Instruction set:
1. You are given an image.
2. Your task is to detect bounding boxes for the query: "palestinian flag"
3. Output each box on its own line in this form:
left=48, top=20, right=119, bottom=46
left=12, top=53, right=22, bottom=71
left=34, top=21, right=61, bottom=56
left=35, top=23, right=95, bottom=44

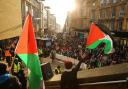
left=15, top=14, right=43, bottom=89
left=86, top=23, right=113, bottom=54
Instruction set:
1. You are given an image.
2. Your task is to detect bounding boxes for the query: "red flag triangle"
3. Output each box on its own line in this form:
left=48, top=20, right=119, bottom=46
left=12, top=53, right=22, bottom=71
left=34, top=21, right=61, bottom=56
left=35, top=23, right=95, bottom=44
left=15, top=14, right=37, bottom=54
left=86, top=23, right=105, bottom=46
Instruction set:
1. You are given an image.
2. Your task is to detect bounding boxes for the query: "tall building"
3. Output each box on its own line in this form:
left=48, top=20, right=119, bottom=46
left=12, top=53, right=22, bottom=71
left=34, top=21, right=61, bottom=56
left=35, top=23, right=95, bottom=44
left=63, top=12, right=72, bottom=34
left=69, top=0, right=83, bottom=30
left=63, top=0, right=88, bottom=39
left=56, top=23, right=61, bottom=33
left=21, top=0, right=44, bottom=38
left=64, top=0, right=128, bottom=45
left=49, top=14, right=56, bottom=34
left=90, top=0, right=128, bottom=46
left=0, top=0, right=46, bottom=40
left=43, top=6, right=51, bottom=35
left=78, top=0, right=128, bottom=33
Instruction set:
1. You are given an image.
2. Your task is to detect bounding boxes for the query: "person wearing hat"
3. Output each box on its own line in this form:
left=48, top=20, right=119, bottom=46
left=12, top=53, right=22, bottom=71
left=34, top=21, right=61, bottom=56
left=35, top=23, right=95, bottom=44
left=60, top=58, right=85, bottom=89
left=0, top=62, right=21, bottom=89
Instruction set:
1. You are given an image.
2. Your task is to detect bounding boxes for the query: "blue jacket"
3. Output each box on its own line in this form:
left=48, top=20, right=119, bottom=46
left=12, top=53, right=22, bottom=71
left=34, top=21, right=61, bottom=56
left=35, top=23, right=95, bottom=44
left=0, top=73, right=21, bottom=89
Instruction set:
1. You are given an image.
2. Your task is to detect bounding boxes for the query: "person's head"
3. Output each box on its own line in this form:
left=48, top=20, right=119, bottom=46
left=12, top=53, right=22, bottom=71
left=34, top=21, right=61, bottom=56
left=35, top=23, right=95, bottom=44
left=0, top=62, right=8, bottom=75
left=64, top=61, right=73, bottom=69
left=57, top=65, right=61, bottom=69
left=14, top=58, right=18, bottom=64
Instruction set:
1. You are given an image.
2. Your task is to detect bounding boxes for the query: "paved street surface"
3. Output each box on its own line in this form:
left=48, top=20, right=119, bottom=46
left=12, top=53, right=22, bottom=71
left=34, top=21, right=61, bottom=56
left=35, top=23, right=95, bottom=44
left=40, top=57, right=65, bottom=73
left=40, top=54, right=87, bottom=73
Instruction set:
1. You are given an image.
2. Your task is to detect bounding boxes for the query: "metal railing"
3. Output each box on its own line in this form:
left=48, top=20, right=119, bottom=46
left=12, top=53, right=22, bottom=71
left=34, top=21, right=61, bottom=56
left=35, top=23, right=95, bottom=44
left=80, top=79, right=127, bottom=86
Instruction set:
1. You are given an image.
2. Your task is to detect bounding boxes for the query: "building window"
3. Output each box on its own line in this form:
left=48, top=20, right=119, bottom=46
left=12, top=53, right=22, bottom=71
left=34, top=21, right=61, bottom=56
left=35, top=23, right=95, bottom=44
left=25, top=5, right=29, bottom=13
left=126, top=19, right=128, bottom=31
left=91, top=9, right=95, bottom=20
left=106, top=0, right=110, bottom=4
left=100, top=0, right=107, bottom=6
left=100, top=10, right=102, bottom=19
left=93, top=3, right=95, bottom=6
left=106, top=9, right=109, bottom=18
left=113, top=0, right=119, bottom=3
left=110, top=21, right=115, bottom=31
left=100, top=0, right=105, bottom=4
left=119, top=6, right=125, bottom=17
left=117, top=20, right=123, bottom=31
left=112, top=8, right=116, bottom=17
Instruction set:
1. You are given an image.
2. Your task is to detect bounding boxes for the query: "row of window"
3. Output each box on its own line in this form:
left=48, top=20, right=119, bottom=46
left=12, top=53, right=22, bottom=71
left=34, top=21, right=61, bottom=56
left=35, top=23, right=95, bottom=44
left=100, top=19, right=128, bottom=31
left=99, top=5, right=126, bottom=19
left=100, top=0, right=125, bottom=5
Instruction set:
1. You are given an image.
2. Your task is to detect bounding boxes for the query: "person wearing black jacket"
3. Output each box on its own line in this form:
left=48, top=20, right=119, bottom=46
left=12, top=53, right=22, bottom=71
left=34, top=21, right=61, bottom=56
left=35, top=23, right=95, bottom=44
left=60, top=59, right=84, bottom=89
left=0, top=62, right=21, bottom=89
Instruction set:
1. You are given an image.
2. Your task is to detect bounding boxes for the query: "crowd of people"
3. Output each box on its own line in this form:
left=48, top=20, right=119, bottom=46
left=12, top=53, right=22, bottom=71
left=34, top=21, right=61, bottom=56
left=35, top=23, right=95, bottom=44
left=0, top=39, right=27, bottom=89
left=58, top=35, right=128, bottom=89
left=0, top=35, right=127, bottom=89
left=52, top=35, right=128, bottom=69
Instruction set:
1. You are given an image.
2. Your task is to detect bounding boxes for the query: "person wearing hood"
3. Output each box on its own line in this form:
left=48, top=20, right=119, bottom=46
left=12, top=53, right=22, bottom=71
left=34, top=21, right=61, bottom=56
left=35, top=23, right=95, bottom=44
left=0, top=62, right=21, bottom=89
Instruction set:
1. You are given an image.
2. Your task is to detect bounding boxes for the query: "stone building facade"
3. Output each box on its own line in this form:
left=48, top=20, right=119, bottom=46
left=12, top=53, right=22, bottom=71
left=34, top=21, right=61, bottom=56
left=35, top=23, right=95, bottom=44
left=21, top=0, right=44, bottom=37
left=64, top=0, right=128, bottom=45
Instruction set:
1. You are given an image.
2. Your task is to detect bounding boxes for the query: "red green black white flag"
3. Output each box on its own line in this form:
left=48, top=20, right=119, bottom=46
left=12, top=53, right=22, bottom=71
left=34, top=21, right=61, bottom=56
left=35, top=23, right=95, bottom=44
left=86, top=23, right=113, bottom=54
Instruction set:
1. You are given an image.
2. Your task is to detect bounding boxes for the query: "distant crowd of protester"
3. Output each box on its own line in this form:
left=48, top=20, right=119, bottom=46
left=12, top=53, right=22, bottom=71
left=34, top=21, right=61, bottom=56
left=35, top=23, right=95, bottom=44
left=52, top=35, right=128, bottom=69
left=0, top=36, right=128, bottom=89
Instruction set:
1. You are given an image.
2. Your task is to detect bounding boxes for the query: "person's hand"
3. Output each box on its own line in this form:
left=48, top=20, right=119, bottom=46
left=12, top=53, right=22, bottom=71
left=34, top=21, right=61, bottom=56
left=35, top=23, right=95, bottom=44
left=80, top=54, right=85, bottom=62
left=7, top=66, right=11, bottom=73
left=24, top=68, right=30, bottom=77
left=81, top=53, right=86, bottom=59
left=81, top=53, right=89, bottom=62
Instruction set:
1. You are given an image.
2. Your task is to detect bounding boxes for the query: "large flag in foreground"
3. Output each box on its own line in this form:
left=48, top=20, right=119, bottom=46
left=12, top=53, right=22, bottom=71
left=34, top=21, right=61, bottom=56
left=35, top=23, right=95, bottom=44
left=15, top=14, right=43, bottom=89
left=86, top=23, right=113, bottom=54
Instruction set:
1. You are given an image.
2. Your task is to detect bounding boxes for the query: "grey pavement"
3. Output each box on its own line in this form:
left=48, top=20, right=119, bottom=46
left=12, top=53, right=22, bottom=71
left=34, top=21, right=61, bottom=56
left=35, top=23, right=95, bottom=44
left=40, top=57, right=65, bottom=72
